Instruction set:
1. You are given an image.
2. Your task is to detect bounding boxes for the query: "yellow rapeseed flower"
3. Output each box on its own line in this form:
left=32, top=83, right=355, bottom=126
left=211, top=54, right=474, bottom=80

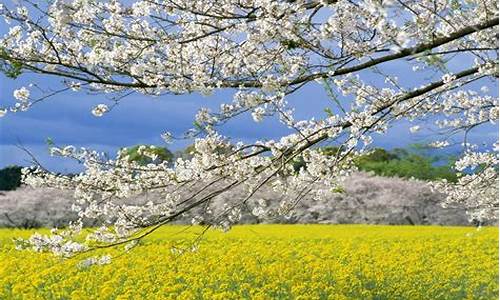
left=0, top=225, right=497, bottom=299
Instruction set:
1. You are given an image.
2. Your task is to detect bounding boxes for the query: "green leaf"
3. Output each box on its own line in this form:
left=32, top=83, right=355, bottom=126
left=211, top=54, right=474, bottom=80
left=46, top=137, right=55, bottom=147
left=280, top=40, right=301, bottom=50
left=0, top=48, right=23, bottom=79
left=330, top=186, right=345, bottom=194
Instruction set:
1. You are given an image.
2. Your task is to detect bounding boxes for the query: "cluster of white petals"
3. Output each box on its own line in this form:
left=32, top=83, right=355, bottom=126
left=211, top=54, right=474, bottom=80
left=11, top=86, right=30, bottom=112
left=78, top=255, right=112, bottom=269
left=432, top=146, right=499, bottom=223
left=91, top=104, right=109, bottom=117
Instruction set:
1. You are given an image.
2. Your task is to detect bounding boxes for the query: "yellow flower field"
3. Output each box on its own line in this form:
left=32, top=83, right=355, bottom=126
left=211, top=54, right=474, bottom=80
left=0, top=225, right=498, bottom=299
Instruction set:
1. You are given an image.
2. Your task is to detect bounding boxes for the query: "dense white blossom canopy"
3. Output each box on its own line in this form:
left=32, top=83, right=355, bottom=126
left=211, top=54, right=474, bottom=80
left=0, top=0, right=497, bottom=257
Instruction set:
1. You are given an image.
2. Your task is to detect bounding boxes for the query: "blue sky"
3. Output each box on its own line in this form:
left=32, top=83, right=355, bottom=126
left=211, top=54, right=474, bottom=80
left=0, top=10, right=497, bottom=173
left=1, top=69, right=497, bottom=173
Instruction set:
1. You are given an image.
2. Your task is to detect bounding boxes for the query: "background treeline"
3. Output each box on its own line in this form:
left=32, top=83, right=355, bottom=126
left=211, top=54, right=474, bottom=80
left=0, top=144, right=457, bottom=191
left=354, top=148, right=457, bottom=182
left=0, top=166, right=22, bottom=191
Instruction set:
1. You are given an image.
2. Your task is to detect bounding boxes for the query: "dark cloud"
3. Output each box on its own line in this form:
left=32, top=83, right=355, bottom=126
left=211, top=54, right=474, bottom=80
left=1, top=71, right=497, bottom=171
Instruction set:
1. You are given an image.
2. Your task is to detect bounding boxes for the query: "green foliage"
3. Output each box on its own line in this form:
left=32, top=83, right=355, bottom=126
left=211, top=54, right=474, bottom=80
left=175, top=144, right=197, bottom=160
left=354, top=148, right=399, bottom=164
left=420, top=51, right=447, bottom=72
left=46, top=137, right=55, bottom=147
left=122, top=145, right=173, bottom=165
left=320, top=145, right=345, bottom=157
left=0, top=48, right=23, bottom=79
left=0, top=166, right=23, bottom=191
left=323, top=79, right=347, bottom=114
left=175, top=143, right=233, bottom=160
left=280, top=40, right=301, bottom=50
left=450, top=0, right=462, bottom=11
left=291, top=145, right=457, bottom=182
left=355, top=147, right=457, bottom=182
left=291, top=156, right=306, bottom=173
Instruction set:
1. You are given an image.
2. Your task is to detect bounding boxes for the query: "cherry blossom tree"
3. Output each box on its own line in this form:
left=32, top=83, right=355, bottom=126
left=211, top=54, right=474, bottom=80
left=0, top=0, right=497, bottom=258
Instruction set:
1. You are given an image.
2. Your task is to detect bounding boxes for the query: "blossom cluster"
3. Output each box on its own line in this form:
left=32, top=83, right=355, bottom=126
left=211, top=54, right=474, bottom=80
left=432, top=145, right=499, bottom=223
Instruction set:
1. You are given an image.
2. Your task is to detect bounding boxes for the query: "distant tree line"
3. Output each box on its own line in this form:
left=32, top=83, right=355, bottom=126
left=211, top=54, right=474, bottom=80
left=354, top=147, right=457, bottom=182
left=292, top=145, right=457, bottom=182
left=0, top=144, right=457, bottom=191
left=0, top=166, right=22, bottom=191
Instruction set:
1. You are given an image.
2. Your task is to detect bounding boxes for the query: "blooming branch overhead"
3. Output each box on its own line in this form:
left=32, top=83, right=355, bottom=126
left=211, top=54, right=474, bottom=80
left=0, top=0, right=497, bottom=257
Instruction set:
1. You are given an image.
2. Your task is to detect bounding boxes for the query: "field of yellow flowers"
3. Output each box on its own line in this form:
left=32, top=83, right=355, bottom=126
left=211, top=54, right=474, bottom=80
left=0, top=225, right=498, bottom=299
